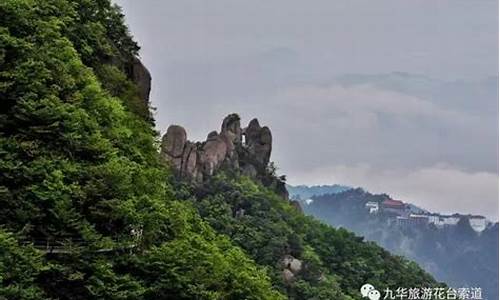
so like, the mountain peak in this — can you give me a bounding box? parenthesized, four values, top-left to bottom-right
(161, 114, 288, 198)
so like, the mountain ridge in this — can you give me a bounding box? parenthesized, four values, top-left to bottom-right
(288, 184, 491, 223)
(289, 185, 498, 299)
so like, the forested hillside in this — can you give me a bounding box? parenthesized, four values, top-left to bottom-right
(0, 1, 281, 298)
(0, 1, 442, 299)
(174, 175, 441, 299)
(302, 189, 498, 300)
(287, 184, 351, 201)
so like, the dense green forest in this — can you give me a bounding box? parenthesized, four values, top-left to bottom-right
(0, 1, 441, 299)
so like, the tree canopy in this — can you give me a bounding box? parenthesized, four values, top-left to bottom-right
(0, 1, 441, 299)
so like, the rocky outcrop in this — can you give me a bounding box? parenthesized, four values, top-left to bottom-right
(162, 115, 303, 287)
(282, 269, 295, 285)
(161, 114, 288, 198)
(245, 118, 272, 167)
(130, 57, 152, 105)
(119, 56, 153, 121)
(161, 126, 187, 165)
(281, 255, 303, 284)
(281, 255, 302, 274)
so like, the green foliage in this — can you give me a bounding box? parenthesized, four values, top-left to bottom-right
(130, 231, 285, 300)
(181, 174, 441, 299)
(0, 0, 154, 238)
(0, 1, 282, 299)
(0, 230, 47, 299)
(0, 0, 442, 299)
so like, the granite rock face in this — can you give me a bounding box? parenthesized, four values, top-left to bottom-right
(130, 57, 152, 105)
(161, 126, 187, 160)
(281, 255, 303, 284)
(121, 56, 153, 121)
(281, 255, 303, 274)
(245, 118, 272, 167)
(161, 114, 288, 198)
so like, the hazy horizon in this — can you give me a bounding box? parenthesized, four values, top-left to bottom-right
(115, 0, 499, 220)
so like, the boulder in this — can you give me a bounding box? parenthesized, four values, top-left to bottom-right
(281, 255, 302, 274)
(162, 125, 187, 157)
(221, 113, 242, 145)
(244, 119, 272, 167)
(200, 133, 228, 176)
(245, 118, 262, 145)
(258, 127, 272, 164)
(161, 125, 187, 170)
(282, 269, 295, 284)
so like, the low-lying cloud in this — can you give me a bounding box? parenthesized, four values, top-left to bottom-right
(263, 81, 497, 172)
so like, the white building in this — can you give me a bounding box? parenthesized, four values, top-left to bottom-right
(469, 216, 487, 233)
(427, 214, 443, 227)
(443, 215, 460, 226)
(427, 214, 460, 227)
(365, 201, 379, 214)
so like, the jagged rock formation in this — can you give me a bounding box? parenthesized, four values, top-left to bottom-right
(161, 114, 288, 198)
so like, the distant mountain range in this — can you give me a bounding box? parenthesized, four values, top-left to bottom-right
(286, 184, 351, 201)
(287, 184, 499, 300)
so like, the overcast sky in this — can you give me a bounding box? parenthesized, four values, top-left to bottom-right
(115, 0, 498, 220)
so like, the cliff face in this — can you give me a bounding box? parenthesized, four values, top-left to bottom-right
(161, 114, 288, 199)
(127, 56, 152, 107)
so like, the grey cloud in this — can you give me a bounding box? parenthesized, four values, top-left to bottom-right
(247, 82, 497, 174)
(336, 73, 499, 117)
(116, 0, 498, 79)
